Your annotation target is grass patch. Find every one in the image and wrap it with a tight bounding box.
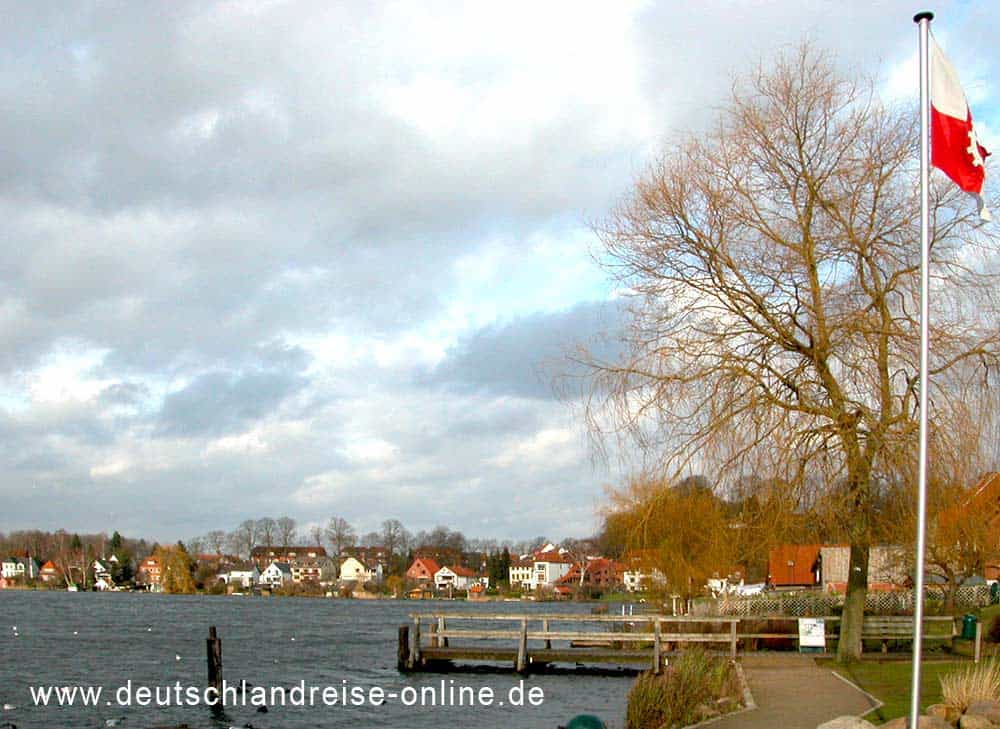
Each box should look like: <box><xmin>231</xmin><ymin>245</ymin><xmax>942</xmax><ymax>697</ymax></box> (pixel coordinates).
<box><xmin>820</xmin><ymin>659</ymin><xmax>963</xmax><ymax>725</ymax></box>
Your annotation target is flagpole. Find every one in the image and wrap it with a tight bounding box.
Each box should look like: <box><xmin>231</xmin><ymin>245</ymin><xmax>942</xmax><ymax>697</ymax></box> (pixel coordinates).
<box><xmin>911</xmin><ymin>10</ymin><xmax>933</xmax><ymax>729</ymax></box>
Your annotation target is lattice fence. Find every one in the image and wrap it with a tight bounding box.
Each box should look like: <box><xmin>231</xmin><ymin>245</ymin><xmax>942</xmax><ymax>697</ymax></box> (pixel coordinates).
<box><xmin>719</xmin><ymin>584</ymin><xmax>993</xmax><ymax>616</ymax></box>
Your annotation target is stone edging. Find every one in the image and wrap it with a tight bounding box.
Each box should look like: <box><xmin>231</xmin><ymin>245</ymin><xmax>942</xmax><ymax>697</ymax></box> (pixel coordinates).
<box><xmin>828</xmin><ymin>669</ymin><xmax>885</xmax><ymax>719</ymax></box>
<box><xmin>681</xmin><ymin>660</ymin><xmax>758</xmax><ymax>729</ymax></box>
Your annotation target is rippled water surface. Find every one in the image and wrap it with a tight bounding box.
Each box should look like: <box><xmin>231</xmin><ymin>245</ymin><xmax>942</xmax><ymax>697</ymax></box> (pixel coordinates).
<box><xmin>0</xmin><ymin>591</ymin><xmax>632</xmax><ymax>728</ymax></box>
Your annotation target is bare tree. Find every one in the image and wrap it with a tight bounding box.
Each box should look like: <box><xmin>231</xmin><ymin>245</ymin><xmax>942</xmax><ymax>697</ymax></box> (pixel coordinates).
<box><xmin>232</xmin><ymin>520</ymin><xmax>258</xmax><ymax>559</ymax></box>
<box><xmin>309</xmin><ymin>524</ymin><xmax>323</xmax><ymax>548</ymax></box>
<box><xmin>186</xmin><ymin>536</ymin><xmax>205</xmax><ymax>555</ymax></box>
<box><xmin>205</xmin><ymin>530</ymin><xmax>227</xmax><ymax>555</ymax></box>
<box><xmin>255</xmin><ymin>517</ymin><xmax>277</xmax><ymax>547</ymax></box>
<box><xmin>276</xmin><ymin>516</ymin><xmax>298</xmax><ymax>548</ymax></box>
<box><xmin>561</xmin><ymin>537</ymin><xmax>599</xmax><ymax>593</ymax></box>
<box><xmin>324</xmin><ymin>517</ymin><xmax>356</xmax><ymax>559</ymax></box>
<box><xmin>584</xmin><ymin>44</ymin><xmax>1000</xmax><ymax>660</ymax></box>
<box><xmin>380</xmin><ymin>519</ymin><xmax>408</xmax><ymax>559</ymax></box>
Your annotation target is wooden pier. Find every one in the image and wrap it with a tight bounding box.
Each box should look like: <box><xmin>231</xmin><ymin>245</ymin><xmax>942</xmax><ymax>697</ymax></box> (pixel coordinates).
<box><xmin>398</xmin><ymin>613</ymin><xmax>741</xmax><ymax>674</ymax></box>
<box><xmin>396</xmin><ymin>613</ymin><xmax>971</xmax><ymax>674</ymax></box>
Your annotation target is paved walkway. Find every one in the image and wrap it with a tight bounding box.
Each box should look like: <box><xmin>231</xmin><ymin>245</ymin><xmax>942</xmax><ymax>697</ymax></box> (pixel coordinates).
<box><xmin>710</xmin><ymin>654</ymin><xmax>879</xmax><ymax>729</ymax></box>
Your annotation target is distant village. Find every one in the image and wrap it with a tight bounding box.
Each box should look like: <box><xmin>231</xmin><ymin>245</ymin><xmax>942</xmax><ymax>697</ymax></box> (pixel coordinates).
<box><xmin>6</xmin><ymin>471</ymin><xmax>999</xmax><ymax>603</ymax></box>
<box><xmin>0</xmin><ymin>539</ymin><xmax>659</xmax><ymax>600</ymax></box>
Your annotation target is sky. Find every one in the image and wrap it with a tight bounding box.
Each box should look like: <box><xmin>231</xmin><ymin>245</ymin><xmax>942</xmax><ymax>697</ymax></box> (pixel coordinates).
<box><xmin>1</xmin><ymin>1</ymin><xmax>997</xmax><ymax>544</ymax></box>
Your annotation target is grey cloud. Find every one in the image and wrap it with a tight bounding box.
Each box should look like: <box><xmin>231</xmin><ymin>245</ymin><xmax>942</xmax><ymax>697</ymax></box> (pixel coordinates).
<box><xmin>425</xmin><ymin>300</ymin><xmax>625</xmax><ymax>399</ymax></box>
<box><xmin>155</xmin><ymin>370</ymin><xmax>307</xmax><ymax>437</ymax></box>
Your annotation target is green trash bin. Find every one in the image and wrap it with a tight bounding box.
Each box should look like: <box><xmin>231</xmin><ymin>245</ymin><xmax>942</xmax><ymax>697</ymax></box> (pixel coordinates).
<box><xmin>962</xmin><ymin>614</ymin><xmax>978</xmax><ymax>640</ymax></box>
<box><xmin>991</xmin><ymin>581</ymin><xmax>1000</xmax><ymax>604</ymax></box>
<box><xmin>563</xmin><ymin>716</ymin><xmax>607</xmax><ymax>729</ymax></box>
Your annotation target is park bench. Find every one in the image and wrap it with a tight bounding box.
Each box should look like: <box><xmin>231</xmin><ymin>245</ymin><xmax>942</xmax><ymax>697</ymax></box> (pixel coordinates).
<box><xmin>858</xmin><ymin>615</ymin><xmax>958</xmax><ymax>654</ymax></box>
<box><xmin>735</xmin><ymin>615</ymin><xmax>970</xmax><ymax>656</ymax></box>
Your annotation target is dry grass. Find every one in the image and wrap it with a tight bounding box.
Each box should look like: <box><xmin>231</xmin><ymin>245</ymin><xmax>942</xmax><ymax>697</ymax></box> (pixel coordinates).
<box><xmin>625</xmin><ymin>648</ymin><xmax>740</xmax><ymax>729</ymax></box>
<box><xmin>940</xmin><ymin>660</ymin><xmax>1000</xmax><ymax>713</ymax></box>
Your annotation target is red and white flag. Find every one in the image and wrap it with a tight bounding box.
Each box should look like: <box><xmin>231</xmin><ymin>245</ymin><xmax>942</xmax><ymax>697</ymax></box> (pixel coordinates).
<box><xmin>930</xmin><ymin>36</ymin><xmax>991</xmax><ymax>221</ymax></box>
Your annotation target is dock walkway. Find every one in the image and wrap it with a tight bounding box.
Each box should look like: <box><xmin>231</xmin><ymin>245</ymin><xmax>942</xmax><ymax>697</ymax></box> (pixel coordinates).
<box><xmin>712</xmin><ymin>654</ymin><xmax>878</xmax><ymax>729</ymax></box>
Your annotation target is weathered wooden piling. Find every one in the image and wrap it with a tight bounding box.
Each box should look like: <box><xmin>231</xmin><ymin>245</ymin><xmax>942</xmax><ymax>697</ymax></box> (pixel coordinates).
<box><xmin>411</xmin><ymin>615</ymin><xmax>422</xmax><ymax>668</ymax></box>
<box><xmin>438</xmin><ymin>616</ymin><xmax>448</xmax><ymax>648</ymax></box>
<box><xmin>206</xmin><ymin>626</ymin><xmax>223</xmax><ymax>700</ymax></box>
<box><xmin>515</xmin><ymin>618</ymin><xmax>528</xmax><ymax>674</ymax></box>
<box><xmin>397</xmin><ymin>625</ymin><xmax>410</xmax><ymax>672</ymax></box>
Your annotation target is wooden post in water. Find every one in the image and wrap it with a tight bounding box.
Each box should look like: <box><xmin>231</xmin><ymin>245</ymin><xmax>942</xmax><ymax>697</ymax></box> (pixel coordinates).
<box><xmin>397</xmin><ymin>625</ymin><xmax>410</xmax><ymax>672</ymax></box>
<box><xmin>543</xmin><ymin>618</ymin><xmax>551</xmax><ymax>650</ymax></box>
<box><xmin>438</xmin><ymin>616</ymin><xmax>447</xmax><ymax>648</ymax></box>
<box><xmin>652</xmin><ymin>619</ymin><xmax>662</xmax><ymax>674</ymax></box>
<box><xmin>412</xmin><ymin>616</ymin><xmax>422</xmax><ymax>668</ymax></box>
<box><xmin>515</xmin><ymin>618</ymin><xmax>528</xmax><ymax>674</ymax></box>
<box><xmin>429</xmin><ymin>622</ymin><xmax>438</xmax><ymax>648</ymax></box>
<box><xmin>206</xmin><ymin>626</ymin><xmax>223</xmax><ymax>702</ymax></box>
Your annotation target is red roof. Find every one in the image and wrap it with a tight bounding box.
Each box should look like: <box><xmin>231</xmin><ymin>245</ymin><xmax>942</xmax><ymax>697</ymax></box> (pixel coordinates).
<box><xmin>449</xmin><ymin>565</ymin><xmax>475</xmax><ymax>577</ymax></box>
<box><xmin>407</xmin><ymin>558</ymin><xmax>441</xmax><ymax>579</ymax></box>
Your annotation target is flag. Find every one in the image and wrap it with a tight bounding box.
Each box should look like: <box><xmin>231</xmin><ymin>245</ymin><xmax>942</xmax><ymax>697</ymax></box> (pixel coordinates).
<box><xmin>930</xmin><ymin>35</ymin><xmax>991</xmax><ymax>221</ymax></box>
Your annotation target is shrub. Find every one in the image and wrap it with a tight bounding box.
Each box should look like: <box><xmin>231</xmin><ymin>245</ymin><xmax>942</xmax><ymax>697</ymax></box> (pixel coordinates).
<box><xmin>988</xmin><ymin>615</ymin><xmax>1000</xmax><ymax>643</ymax></box>
<box><xmin>624</xmin><ymin>648</ymin><xmax>739</xmax><ymax>729</ymax></box>
<box><xmin>940</xmin><ymin>660</ymin><xmax>1000</xmax><ymax>713</ymax></box>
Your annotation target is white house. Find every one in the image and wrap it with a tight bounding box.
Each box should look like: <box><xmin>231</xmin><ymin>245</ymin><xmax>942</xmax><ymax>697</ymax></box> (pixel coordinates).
<box><xmin>624</xmin><ymin>567</ymin><xmax>667</xmax><ymax>593</ymax></box>
<box><xmin>434</xmin><ymin>565</ymin><xmax>476</xmax><ymax>591</ymax></box>
<box><xmin>259</xmin><ymin>561</ymin><xmax>292</xmax><ymax>588</ymax></box>
<box><xmin>223</xmin><ymin>566</ymin><xmax>260</xmax><ymax>589</ymax></box>
<box><xmin>93</xmin><ymin>559</ymin><xmax>113</xmax><ymax>582</ymax></box>
<box><xmin>529</xmin><ymin>556</ymin><xmax>572</xmax><ymax>590</ymax></box>
<box><xmin>339</xmin><ymin>556</ymin><xmax>381</xmax><ymax>584</ymax></box>
<box><xmin>509</xmin><ymin>559</ymin><xmax>534</xmax><ymax>589</ymax></box>
<box><xmin>2</xmin><ymin>557</ymin><xmax>40</xmax><ymax>580</ymax></box>
<box><xmin>1</xmin><ymin>558</ymin><xmax>20</xmax><ymax>579</ymax></box>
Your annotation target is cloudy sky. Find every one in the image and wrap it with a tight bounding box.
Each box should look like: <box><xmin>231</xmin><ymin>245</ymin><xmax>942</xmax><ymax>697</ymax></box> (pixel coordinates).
<box><xmin>1</xmin><ymin>1</ymin><xmax>996</xmax><ymax>543</ymax></box>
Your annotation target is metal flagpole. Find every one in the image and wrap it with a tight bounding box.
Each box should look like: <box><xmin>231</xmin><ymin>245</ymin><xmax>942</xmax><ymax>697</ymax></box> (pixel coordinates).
<box><xmin>910</xmin><ymin>11</ymin><xmax>934</xmax><ymax>729</ymax></box>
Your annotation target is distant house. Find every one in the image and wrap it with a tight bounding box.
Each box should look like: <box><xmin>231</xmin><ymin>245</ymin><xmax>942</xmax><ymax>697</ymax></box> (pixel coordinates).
<box><xmin>0</xmin><ymin>558</ymin><xmax>19</xmax><ymax>579</ymax></box>
<box><xmin>250</xmin><ymin>546</ymin><xmax>327</xmax><ymax>568</ymax></box>
<box><xmin>251</xmin><ymin>546</ymin><xmax>329</xmax><ymax>584</ymax></box>
<box><xmin>407</xmin><ymin>585</ymin><xmax>433</xmax><ymax>600</ymax></box>
<box><xmin>559</xmin><ymin>558</ymin><xmax>625</xmax><ymax>590</ymax></box>
<box><xmin>508</xmin><ymin>558</ymin><xmax>534</xmax><ymax>589</ymax></box>
<box><xmin>342</xmin><ymin>546</ymin><xmax>390</xmax><ymax>571</ymax></box>
<box><xmin>260</xmin><ymin>561</ymin><xmax>293</xmax><ymax>588</ymax></box>
<box><xmin>39</xmin><ymin>560</ymin><xmax>62</xmax><ymax>585</ymax></box>
<box><xmin>767</xmin><ymin>545</ymin><xmax>822</xmax><ymax>588</ymax></box>
<box><xmin>406</xmin><ymin>557</ymin><xmax>441</xmax><ymax>583</ymax></box>
<box><xmin>93</xmin><ymin>559</ymin><xmax>114</xmax><ymax>583</ymax></box>
<box><xmin>136</xmin><ymin>555</ymin><xmax>163</xmax><ymax>590</ymax></box>
<box><xmin>2</xmin><ymin>556</ymin><xmax>40</xmax><ymax>581</ymax></box>
<box><xmin>222</xmin><ymin>565</ymin><xmax>260</xmax><ymax>589</ymax></box>
<box><xmin>434</xmin><ymin>565</ymin><xmax>476</xmax><ymax>591</ymax></box>
<box><xmin>530</xmin><ymin>553</ymin><xmax>573</xmax><ymax>590</ymax></box>
<box><xmin>340</xmin><ymin>556</ymin><xmax>383</xmax><ymax>584</ymax></box>
<box><xmin>553</xmin><ymin>584</ymin><xmax>574</xmax><ymax>599</ymax></box>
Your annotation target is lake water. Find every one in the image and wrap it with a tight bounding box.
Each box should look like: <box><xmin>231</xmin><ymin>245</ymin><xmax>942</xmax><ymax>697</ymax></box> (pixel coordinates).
<box><xmin>0</xmin><ymin>591</ymin><xmax>633</xmax><ymax>728</ymax></box>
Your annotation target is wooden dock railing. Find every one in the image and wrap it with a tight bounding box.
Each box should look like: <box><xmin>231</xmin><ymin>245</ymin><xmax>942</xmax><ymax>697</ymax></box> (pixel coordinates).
<box><xmin>397</xmin><ymin>613</ymin><xmax>977</xmax><ymax>674</ymax></box>
<box><xmin>400</xmin><ymin>613</ymin><xmax>741</xmax><ymax>674</ymax></box>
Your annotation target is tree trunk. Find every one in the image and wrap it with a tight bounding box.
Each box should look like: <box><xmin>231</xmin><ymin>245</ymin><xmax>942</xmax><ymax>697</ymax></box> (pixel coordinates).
<box><xmin>837</xmin><ymin>542</ymin><xmax>869</xmax><ymax>662</ymax></box>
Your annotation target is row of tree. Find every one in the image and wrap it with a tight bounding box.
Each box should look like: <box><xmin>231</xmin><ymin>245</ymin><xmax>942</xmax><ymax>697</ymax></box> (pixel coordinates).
<box><xmin>184</xmin><ymin>516</ymin><xmax>559</xmax><ymax>573</ymax></box>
